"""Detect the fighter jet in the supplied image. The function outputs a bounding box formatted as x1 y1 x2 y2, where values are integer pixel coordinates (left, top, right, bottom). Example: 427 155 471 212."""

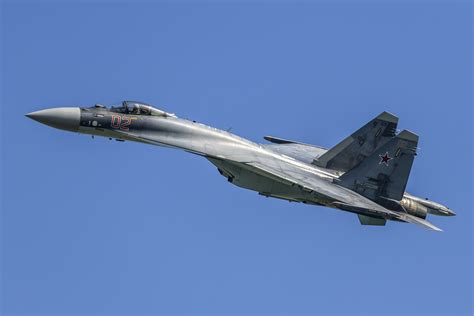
26 101 455 231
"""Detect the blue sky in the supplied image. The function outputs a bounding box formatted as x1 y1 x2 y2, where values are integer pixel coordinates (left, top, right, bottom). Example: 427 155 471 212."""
1 1 472 315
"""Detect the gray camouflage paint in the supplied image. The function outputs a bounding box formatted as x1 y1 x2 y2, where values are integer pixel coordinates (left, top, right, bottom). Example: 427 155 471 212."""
26 101 455 231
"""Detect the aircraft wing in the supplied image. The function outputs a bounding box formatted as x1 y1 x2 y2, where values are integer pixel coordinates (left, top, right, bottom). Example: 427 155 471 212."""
246 161 394 213
119 130 441 232
245 161 442 231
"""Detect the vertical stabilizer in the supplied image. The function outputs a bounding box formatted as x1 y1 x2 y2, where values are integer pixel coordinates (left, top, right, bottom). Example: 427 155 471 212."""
313 112 398 172
337 130 418 201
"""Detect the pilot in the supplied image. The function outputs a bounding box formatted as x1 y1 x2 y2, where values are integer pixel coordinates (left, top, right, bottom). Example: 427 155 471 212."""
131 104 140 115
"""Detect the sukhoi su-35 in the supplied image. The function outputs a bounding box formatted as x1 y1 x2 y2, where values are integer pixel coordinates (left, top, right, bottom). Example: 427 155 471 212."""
26 101 455 231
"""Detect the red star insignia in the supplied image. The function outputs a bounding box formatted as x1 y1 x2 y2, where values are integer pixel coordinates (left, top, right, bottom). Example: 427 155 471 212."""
379 152 392 166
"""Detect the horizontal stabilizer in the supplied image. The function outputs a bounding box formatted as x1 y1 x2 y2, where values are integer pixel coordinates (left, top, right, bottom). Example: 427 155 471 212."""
264 135 299 145
263 136 327 149
396 213 443 232
333 202 442 231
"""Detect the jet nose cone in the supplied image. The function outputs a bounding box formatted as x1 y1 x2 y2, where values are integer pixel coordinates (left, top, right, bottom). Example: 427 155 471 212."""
445 209 456 216
26 107 80 132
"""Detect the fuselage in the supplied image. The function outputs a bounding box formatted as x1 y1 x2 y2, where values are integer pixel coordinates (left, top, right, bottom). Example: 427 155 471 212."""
91 105 341 207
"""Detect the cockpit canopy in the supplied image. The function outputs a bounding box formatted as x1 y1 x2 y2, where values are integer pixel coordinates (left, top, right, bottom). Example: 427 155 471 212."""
106 101 176 117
